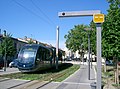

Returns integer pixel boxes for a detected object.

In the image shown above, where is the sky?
[0,0,109,49]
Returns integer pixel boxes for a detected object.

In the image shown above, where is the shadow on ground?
[25,63,73,74]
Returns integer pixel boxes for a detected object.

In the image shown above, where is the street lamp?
[3,30,7,71]
[80,43,84,65]
[90,44,93,69]
[56,26,59,69]
[84,27,92,80]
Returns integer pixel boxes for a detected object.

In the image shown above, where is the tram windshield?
[23,51,35,59]
[18,48,37,63]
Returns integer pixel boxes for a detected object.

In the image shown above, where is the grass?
[112,84,120,87]
[0,63,80,82]
[112,84,120,89]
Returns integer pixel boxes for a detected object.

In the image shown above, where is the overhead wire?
[30,0,56,27]
[12,0,55,27]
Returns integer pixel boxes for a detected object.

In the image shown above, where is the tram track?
[0,77,51,89]
[7,80,31,89]
[0,70,67,89]
[11,80,51,89]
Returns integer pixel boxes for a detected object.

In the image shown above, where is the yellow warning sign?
[93,14,104,23]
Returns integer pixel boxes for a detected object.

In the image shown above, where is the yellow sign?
[93,14,104,23]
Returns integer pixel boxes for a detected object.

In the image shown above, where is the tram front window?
[23,51,35,58]
[18,51,36,63]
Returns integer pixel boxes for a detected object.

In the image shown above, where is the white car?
[9,59,18,68]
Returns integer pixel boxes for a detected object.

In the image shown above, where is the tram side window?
[36,48,42,61]
[38,48,50,61]
[36,49,40,61]
[43,48,46,61]
[40,48,45,61]
[46,50,50,61]
[41,48,49,61]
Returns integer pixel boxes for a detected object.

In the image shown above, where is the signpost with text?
[58,10,104,89]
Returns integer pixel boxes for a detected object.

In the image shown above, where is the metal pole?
[0,29,1,34]
[88,32,90,80]
[56,26,59,69]
[96,23,102,89]
[3,30,6,71]
[91,45,93,69]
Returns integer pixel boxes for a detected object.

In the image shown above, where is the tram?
[17,44,63,72]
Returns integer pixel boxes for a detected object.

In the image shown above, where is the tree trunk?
[115,69,117,84]
[117,57,119,84]
[104,58,106,72]
[114,57,119,84]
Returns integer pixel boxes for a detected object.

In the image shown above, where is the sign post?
[58,10,104,89]
[93,14,104,89]
[96,23,102,89]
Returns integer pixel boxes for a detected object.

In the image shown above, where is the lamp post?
[84,28,92,80]
[80,43,84,65]
[3,30,6,71]
[88,30,90,80]
[56,26,59,69]
[90,44,93,69]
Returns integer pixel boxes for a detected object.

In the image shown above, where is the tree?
[102,0,120,59]
[64,24,89,62]
[64,24,97,62]
[0,34,16,62]
[102,0,120,84]
[64,24,87,52]
[89,21,97,55]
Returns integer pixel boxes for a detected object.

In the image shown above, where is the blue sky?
[0,0,109,49]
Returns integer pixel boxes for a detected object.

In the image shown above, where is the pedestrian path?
[58,65,96,89]
[63,65,96,83]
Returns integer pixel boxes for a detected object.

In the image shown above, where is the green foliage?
[64,24,97,55]
[90,21,97,54]
[64,24,87,53]
[0,34,16,60]
[102,0,120,59]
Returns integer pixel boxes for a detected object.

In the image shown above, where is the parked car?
[9,59,18,68]
[106,60,113,66]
